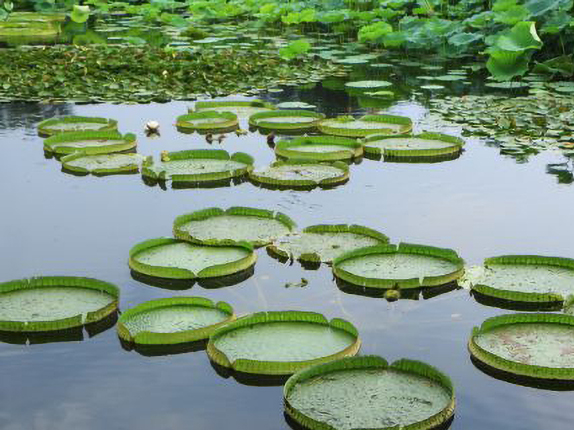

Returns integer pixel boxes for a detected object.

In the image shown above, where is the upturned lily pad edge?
[318,114,413,138]
[176,111,239,131]
[37,116,118,137]
[43,130,136,155]
[283,355,456,430]
[249,159,350,189]
[275,136,364,161]
[249,110,326,131]
[362,132,465,159]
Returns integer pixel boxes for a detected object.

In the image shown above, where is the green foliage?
[279,39,311,60]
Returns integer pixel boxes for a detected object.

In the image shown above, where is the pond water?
[1,63,574,430]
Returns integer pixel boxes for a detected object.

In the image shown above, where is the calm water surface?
[1,83,574,430]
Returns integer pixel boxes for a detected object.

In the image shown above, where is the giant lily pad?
[468,255,574,309]
[37,116,118,137]
[362,132,464,161]
[44,131,136,156]
[318,115,412,138]
[284,356,455,430]
[344,80,393,95]
[469,313,574,381]
[249,110,325,132]
[61,153,144,176]
[117,296,235,346]
[0,276,119,333]
[249,160,349,189]
[275,136,363,162]
[142,149,253,184]
[269,224,389,264]
[129,237,257,280]
[193,100,276,117]
[173,207,296,247]
[333,243,465,289]
[176,111,238,133]
[207,311,360,376]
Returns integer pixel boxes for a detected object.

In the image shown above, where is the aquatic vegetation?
[276,101,316,109]
[333,243,465,289]
[142,149,253,184]
[249,110,325,133]
[362,132,464,161]
[0,45,345,102]
[37,116,118,137]
[467,255,574,309]
[275,136,363,162]
[60,153,144,176]
[43,131,136,156]
[129,237,257,280]
[193,100,275,117]
[269,224,388,264]
[469,313,574,381]
[249,160,349,189]
[318,114,413,138]
[0,276,119,332]
[117,296,235,346]
[285,356,455,430]
[207,310,360,376]
[173,207,296,247]
[176,111,238,133]
[344,80,393,95]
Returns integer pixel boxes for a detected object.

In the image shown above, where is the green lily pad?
[176,111,238,132]
[44,131,136,156]
[207,311,360,376]
[362,132,464,160]
[129,238,257,280]
[469,313,574,381]
[333,243,465,289]
[117,297,235,346]
[193,100,276,117]
[468,255,574,308]
[249,110,325,132]
[276,101,317,109]
[142,149,253,184]
[275,136,363,161]
[37,116,118,137]
[345,80,393,90]
[0,276,119,332]
[173,207,296,247]
[284,356,455,430]
[318,115,413,138]
[61,153,144,176]
[249,160,349,189]
[269,224,388,264]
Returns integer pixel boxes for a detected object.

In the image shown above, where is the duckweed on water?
[284,356,455,430]
[469,313,574,381]
[129,238,256,280]
[117,297,234,346]
[269,224,388,264]
[173,206,296,247]
[207,310,360,376]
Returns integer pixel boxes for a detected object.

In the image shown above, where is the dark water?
[1,83,574,430]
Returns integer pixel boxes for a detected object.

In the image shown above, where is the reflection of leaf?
[495,21,542,51]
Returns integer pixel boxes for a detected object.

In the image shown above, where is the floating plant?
[37,116,118,137]
[269,224,388,264]
[318,114,412,138]
[129,238,257,280]
[249,110,325,133]
[176,111,239,133]
[344,80,393,95]
[249,160,349,189]
[193,100,276,117]
[362,132,464,161]
[467,255,574,310]
[142,149,253,184]
[60,153,145,176]
[117,296,235,346]
[207,311,360,376]
[0,276,119,333]
[333,243,465,289]
[275,136,363,162]
[43,131,136,156]
[276,102,316,110]
[469,313,574,381]
[284,356,455,430]
[173,207,296,247]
